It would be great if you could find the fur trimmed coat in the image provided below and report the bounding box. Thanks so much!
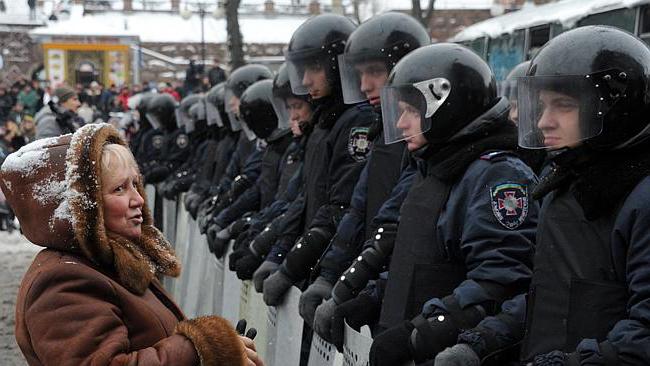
[2,124,246,366]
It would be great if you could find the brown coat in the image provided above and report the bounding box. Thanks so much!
[2,124,246,366]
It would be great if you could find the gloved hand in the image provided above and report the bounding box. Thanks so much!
[206,224,222,253]
[262,269,294,306]
[369,321,415,366]
[313,298,338,345]
[434,344,480,366]
[197,195,218,234]
[187,193,204,219]
[230,217,252,237]
[208,224,231,258]
[235,252,264,280]
[253,261,279,293]
[299,277,333,328]
[229,245,249,271]
[327,292,380,352]
[184,190,196,213]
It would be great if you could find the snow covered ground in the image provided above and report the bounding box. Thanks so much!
[0,230,39,366]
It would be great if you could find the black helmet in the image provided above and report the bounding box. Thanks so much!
[285,14,356,96]
[339,12,430,103]
[381,43,496,146]
[146,93,178,132]
[518,26,650,151]
[225,64,273,131]
[239,79,279,141]
[136,92,155,118]
[178,93,202,131]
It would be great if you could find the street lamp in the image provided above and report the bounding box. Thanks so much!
[180,1,222,68]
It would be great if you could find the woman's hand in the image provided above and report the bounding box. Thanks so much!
[240,335,264,366]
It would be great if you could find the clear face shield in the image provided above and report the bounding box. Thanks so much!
[271,95,290,131]
[225,89,243,131]
[146,112,162,130]
[517,70,626,150]
[240,120,257,141]
[206,102,223,127]
[338,55,389,104]
[176,108,193,132]
[380,78,451,144]
[285,51,310,96]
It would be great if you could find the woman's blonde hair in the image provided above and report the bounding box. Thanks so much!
[101,143,139,179]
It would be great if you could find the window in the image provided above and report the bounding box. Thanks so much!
[527,25,550,59]
[465,37,488,59]
[487,29,526,81]
[577,8,636,33]
[640,5,650,46]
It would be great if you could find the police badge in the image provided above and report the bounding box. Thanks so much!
[348,127,371,162]
[176,134,189,149]
[490,183,529,230]
[151,135,164,150]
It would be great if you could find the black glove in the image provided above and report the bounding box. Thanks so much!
[184,190,197,213]
[328,292,380,352]
[230,216,252,237]
[230,174,251,198]
[207,224,230,258]
[234,249,264,280]
[299,277,333,328]
[369,321,414,366]
[236,319,258,340]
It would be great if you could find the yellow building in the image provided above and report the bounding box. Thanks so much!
[31,29,140,87]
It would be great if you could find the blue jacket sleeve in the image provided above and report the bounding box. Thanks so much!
[213,185,261,228]
[267,193,305,264]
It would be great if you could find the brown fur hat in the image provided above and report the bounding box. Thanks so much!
[0,123,180,294]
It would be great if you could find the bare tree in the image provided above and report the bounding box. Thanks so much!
[411,0,436,28]
[226,0,245,70]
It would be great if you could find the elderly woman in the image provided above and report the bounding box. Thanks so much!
[1,123,263,366]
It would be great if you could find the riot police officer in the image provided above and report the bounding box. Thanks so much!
[502,60,530,125]
[446,26,650,366]
[204,64,273,257]
[261,13,376,306]
[139,93,179,184]
[298,11,431,331]
[347,43,539,366]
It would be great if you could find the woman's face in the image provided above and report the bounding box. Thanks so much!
[102,164,145,240]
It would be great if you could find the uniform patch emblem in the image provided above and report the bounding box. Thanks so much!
[490,183,528,230]
[151,135,164,150]
[348,127,371,162]
[176,134,189,149]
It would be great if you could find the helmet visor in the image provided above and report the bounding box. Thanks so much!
[225,88,242,131]
[271,95,290,131]
[241,120,257,141]
[380,78,450,144]
[206,102,223,127]
[517,72,624,150]
[338,54,367,104]
[285,56,310,96]
[146,113,161,130]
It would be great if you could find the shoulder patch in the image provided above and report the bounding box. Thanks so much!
[176,134,189,149]
[490,183,529,230]
[348,127,371,162]
[151,135,164,150]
